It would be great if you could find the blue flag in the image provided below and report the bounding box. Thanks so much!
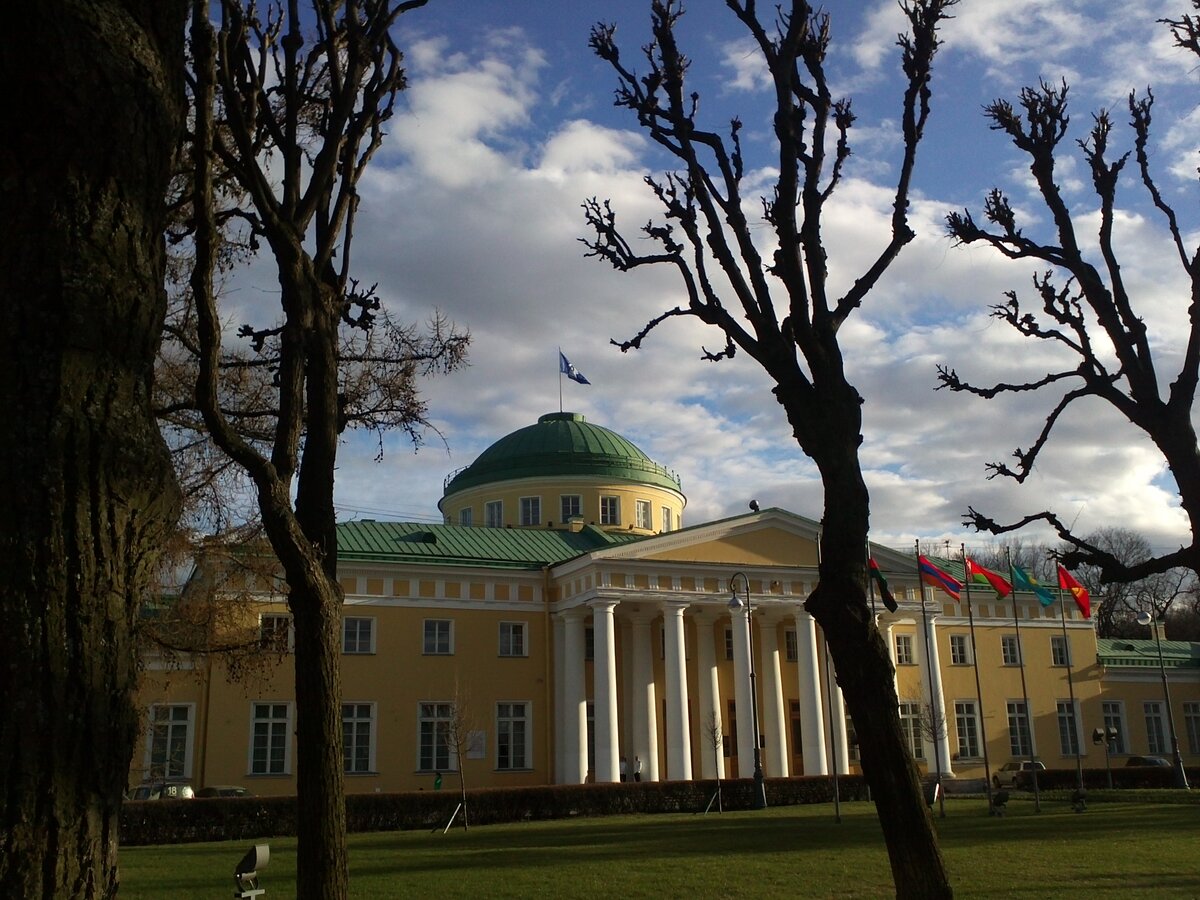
[1011,564,1055,607]
[559,351,590,385]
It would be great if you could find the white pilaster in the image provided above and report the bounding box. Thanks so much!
[729,602,755,770]
[590,599,621,783]
[561,609,588,783]
[794,610,827,775]
[627,609,660,782]
[662,600,692,781]
[691,609,724,779]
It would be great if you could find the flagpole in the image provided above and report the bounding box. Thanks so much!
[865,545,877,616]
[1006,549,1041,812]
[961,545,995,815]
[1056,578,1086,796]
[914,540,946,817]
[557,348,563,413]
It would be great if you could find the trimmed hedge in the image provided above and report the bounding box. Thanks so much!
[120,775,868,846]
[1025,765,1200,792]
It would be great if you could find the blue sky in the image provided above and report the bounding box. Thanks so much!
[246,0,1200,555]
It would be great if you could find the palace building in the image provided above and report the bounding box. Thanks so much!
[132,412,1200,794]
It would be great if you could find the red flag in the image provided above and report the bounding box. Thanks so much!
[1057,564,1091,618]
[965,557,1012,598]
[918,556,962,600]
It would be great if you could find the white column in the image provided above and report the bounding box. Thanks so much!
[553,612,566,782]
[758,614,789,777]
[590,599,620,783]
[628,609,660,782]
[691,609,724,779]
[824,646,850,775]
[729,603,755,769]
[794,609,827,775]
[561,609,588,783]
[662,600,692,781]
[914,604,954,776]
[883,618,898,700]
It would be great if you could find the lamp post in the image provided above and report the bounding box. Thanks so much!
[1137,611,1189,790]
[729,572,768,809]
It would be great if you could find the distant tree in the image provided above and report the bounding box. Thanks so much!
[0,1,186,894]
[583,2,957,895]
[184,2,466,896]
[939,4,1200,588]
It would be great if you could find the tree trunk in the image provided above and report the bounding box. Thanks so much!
[0,2,185,896]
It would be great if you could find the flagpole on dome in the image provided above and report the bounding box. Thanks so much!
[1005,548,1041,812]
[557,348,563,413]
[913,540,946,817]
[961,545,995,815]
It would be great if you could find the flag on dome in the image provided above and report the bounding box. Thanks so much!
[1011,564,1055,607]
[918,555,962,600]
[965,557,1012,598]
[559,350,590,385]
[868,558,898,612]
[1057,564,1091,618]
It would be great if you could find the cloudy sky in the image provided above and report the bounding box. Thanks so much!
[249,0,1200,555]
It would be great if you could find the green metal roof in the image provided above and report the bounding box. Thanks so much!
[441,412,682,501]
[1096,637,1200,669]
[337,519,644,569]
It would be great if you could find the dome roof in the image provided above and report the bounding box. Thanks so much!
[441,412,682,500]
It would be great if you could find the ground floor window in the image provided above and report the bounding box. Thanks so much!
[954,700,980,759]
[147,704,192,779]
[1057,701,1080,756]
[419,702,454,772]
[250,702,291,775]
[899,702,924,760]
[1185,702,1200,755]
[1007,701,1032,758]
[496,702,529,770]
[1102,701,1127,754]
[343,703,374,774]
[1144,701,1167,755]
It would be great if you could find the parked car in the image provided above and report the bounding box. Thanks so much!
[196,785,252,798]
[993,760,1046,789]
[1124,755,1171,767]
[126,780,195,801]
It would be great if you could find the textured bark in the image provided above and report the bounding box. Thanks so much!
[0,2,185,896]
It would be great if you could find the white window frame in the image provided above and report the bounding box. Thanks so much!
[1007,700,1033,757]
[499,621,527,658]
[520,495,541,526]
[1184,701,1200,755]
[784,629,798,662]
[342,616,375,654]
[1102,700,1128,754]
[342,702,376,774]
[894,634,914,666]
[949,634,972,665]
[1144,701,1167,755]
[145,703,194,780]
[724,627,734,661]
[954,700,980,758]
[259,613,294,652]
[1000,634,1021,666]
[1057,699,1081,756]
[423,619,453,655]
[635,499,652,530]
[496,701,531,770]
[458,507,473,526]
[560,494,581,523]
[248,701,292,776]
[1050,635,1071,667]
[485,500,503,528]
[661,507,674,532]
[600,495,620,526]
[898,702,924,759]
[418,702,455,772]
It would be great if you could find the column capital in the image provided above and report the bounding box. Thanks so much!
[662,599,691,616]
[588,597,621,614]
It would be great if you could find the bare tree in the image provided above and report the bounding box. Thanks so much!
[0,2,185,894]
[704,710,724,813]
[582,2,956,894]
[939,5,1200,588]
[441,677,482,831]
[184,2,468,895]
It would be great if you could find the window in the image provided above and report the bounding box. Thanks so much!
[1102,701,1127,754]
[418,702,453,772]
[560,494,581,523]
[342,617,375,654]
[785,629,798,662]
[499,621,527,657]
[662,507,674,533]
[586,702,595,776]
[949,635,971,665]
[1001,635,1021,666]
[846,714,860,762]
[342,703,374,774]
[147,704,192,779]
[790,700,803,757]
[423,619,453,655]
[497,702,530,770]
[895,634,914,666]
[485,500,503,528]
[636,499,652,530]
[520,496,541,526]
[1145,701,1167,755]
[250,702,291,775]
[584,625,594,661]
[955,701,980,758]
[1007,701,1032,757]
[459,507,473,526]
[1057,700,1080,756]
[1184,702,1200,755]
[259,614,292,652]
[600,495,620,526]
[724,628,734,661]
[899,702,924,759]
[1050,635,1071,667]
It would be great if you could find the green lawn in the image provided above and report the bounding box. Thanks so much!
[120,796,1200,898]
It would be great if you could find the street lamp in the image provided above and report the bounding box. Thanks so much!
[1136,611,1190,790]
[729,572,768,809]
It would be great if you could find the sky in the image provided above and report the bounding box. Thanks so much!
[228,0,1200,556]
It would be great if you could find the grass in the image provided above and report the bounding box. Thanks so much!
[120,795,1200,898]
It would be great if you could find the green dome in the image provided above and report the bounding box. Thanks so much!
[442,412,682,500]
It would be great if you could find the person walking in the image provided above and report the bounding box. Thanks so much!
[633,756,642,782]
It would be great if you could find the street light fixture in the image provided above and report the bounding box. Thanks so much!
[1136,611,1190,790]
[729,572,768,809]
